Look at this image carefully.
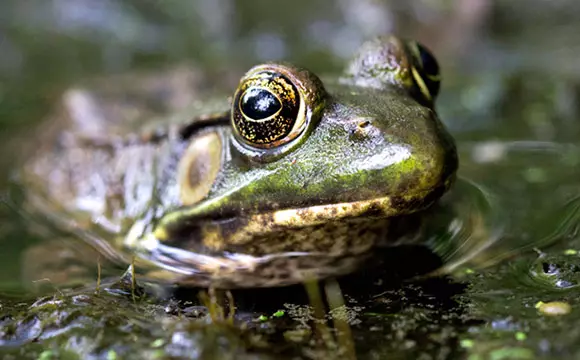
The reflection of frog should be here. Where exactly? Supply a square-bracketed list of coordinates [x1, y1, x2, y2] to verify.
[20, 35, 457, 288]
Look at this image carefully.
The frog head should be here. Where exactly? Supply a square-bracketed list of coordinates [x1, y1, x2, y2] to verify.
[132, 36, 457, 268]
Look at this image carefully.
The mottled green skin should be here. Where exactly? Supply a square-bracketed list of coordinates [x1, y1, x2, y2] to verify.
[159, 36, 456, 231]
[162, 86, 455, 222]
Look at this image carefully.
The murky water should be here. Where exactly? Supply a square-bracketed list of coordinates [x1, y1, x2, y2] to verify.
[1, 1, 580, 359]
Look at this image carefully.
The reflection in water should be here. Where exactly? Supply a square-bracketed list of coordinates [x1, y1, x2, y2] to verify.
[427, 177, 504, 274]
[423, 141, 580, 278]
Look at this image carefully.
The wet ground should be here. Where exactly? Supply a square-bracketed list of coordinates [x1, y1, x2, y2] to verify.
[1, 1, 580, 359]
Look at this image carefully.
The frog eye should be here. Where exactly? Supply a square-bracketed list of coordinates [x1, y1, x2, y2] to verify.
[407, 41, 441, 103]
[231, 64, 325, 152]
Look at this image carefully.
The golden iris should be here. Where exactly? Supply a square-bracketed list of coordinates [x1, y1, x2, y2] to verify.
[232, 69, 302, 148]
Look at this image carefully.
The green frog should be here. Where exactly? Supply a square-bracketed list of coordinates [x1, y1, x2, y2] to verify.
[19, 35, 457, 288]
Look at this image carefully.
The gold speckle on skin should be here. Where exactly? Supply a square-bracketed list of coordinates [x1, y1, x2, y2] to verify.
[279, 198, 384, 227]
[177, 131, 222, 206]
[202, 227, 226, 251]
[153, 227, 169, 241]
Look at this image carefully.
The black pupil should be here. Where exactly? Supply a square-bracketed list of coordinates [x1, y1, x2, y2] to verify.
[417, 43, 439, 77]
[241, 88, 281, 120]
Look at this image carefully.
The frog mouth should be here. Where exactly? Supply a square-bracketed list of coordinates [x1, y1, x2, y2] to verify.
[229, 179, 451, 237]
[127, 177, 451, 252]
[123, 180, 452, 283]
[219, 185, 448, 240]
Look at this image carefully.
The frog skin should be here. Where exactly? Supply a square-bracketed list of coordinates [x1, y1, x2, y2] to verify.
[19, 35, 458, 288]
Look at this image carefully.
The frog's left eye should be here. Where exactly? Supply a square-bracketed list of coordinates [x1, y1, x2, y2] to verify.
[231, 64, 326, 153]
[407, 41, 441, 103]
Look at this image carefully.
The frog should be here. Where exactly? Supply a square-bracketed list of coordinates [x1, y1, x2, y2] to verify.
[18, 35, 458, 288]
